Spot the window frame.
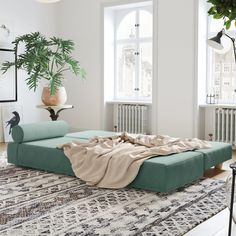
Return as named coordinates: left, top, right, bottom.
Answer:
left=207, top=16, right=236, bottom=103
left=114, top=5, right=152, bottom=101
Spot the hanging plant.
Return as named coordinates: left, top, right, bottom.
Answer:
left=207, top=0, right=236, bottom=29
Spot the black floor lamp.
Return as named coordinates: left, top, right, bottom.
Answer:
left=208, top=29, right=236, bottom=236
left=208, top=29, right=236, bottom=60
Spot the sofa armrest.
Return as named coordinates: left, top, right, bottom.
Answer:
left=7, top=142, right=19, bottom=164
left=12, top=120, right=69, bottom=143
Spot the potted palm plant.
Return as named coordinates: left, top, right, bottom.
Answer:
left=1, top=32, right=86, bottom=106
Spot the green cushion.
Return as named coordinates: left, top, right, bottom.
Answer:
left=12, top=121, right=69, bottom=143
left=10, top=139, right=204, bottom=192
left=7, top=142, right=19, bottom=164
left=17, top=144, right=74, bottom=175
left=12, top=136, right=85, bottom=176
left=195, top=141, right=232, bottom=169
left=65, top=130, right=117, bottom=140
left=129, top=151, right=204, bottom=192
left=25, top=137, right=87, bottom=148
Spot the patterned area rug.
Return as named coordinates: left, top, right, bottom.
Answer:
left=0, top=152, right=227, bottom=236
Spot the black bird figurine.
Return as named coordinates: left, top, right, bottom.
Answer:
left=5, top=111, right=20, bottom=135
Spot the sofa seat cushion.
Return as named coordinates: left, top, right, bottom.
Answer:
left=195, top=141, right=232, bottom=170
left=129, top=151, right=204, bottom=192
left=65, top=130, right=117, bottom=140
left=25, top=137, right=87, bottom=148
left=17, top=144, right=74, bottom=176
left=8, top=137, right=87, bottom=176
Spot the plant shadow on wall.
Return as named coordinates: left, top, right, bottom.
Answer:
left=1, top=32, right=86, bottom=106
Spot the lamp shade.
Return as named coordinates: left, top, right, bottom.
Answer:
left=207, top=31, right=224, bottom=50
left=36, top=0, right=60, bottom=3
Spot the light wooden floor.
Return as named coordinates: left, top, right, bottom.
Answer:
left=204, top=150, right=236, bottom=181
left=0, top=143, right=6, bottom=153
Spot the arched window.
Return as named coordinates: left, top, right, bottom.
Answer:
left=115, top=5, right=152, bottom=101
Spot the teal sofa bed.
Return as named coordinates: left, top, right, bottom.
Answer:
left=7, top=121, right=232, bottom=192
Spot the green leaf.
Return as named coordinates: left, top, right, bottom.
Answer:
left=225, top=20, right=231, bottom=29
left=208, top=6, right=216, bottom=15
left=213, top=13, right=224, bottom=19
left=207, top=0, right=236, bottom=29
left=1, top=31, right=86, bottom=93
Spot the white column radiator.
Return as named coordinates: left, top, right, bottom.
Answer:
left=214, top=108, right=236, bottom=145
left=113, top=104, right=148, bottom=134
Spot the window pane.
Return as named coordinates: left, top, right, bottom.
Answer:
left=117, top=11, right=136, bottom=40
left=139, top=10, right=152, bottom=38
left=209, top=17, right=224, bottom=33
left=208, top=14, right=236, bottom=104
left=209, top=44, right=236, bottom=102
left=116, top=44, right=135, bottom=98
left=139, top=42, right=152, bottom=98
left=209, top=17, right=235, bottom=33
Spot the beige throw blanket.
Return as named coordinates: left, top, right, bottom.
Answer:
left=58, top=133, right=211, bottom=189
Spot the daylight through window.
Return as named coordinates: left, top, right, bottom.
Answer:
left=114, top=4, right=152, bottom=101
left=207, top=17, right=236, bottom=103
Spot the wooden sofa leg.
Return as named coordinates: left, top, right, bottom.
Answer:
left=215, top=163, right=223, bottom=170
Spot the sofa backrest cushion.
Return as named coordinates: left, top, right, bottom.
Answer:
left=12, top=120, right=69, bottom=143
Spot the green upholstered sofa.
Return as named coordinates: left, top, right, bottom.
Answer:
left=7, top=121, right=232, bottom=192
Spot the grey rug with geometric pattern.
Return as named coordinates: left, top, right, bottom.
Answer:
left=0, top=151, right=227, bottom=236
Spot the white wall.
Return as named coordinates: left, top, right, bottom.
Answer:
left=155, top=0, right=197, bottom=137
left=0, top=0, right=58, bottom=141
left=57, top=0, right=199, bottom=137
left=56, top=0, right=104, bottom=131
left=0, top=0, right=201, bottom=139
left=197, top=0, right=208, bottom=139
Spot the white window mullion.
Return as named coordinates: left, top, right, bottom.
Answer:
left=114, top=11, right=118, bottom=100
left=134, top=9, right=140, bottom=100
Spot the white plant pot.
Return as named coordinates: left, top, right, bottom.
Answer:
left=41, top=86, right=67, bottom=106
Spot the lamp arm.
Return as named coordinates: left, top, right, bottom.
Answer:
left=233, top=41, right=236, bottom=64
left=223, top=32, right=236, bottom=63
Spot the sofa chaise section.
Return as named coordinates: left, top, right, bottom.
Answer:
left=195, top=141, right=232, bottom=170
